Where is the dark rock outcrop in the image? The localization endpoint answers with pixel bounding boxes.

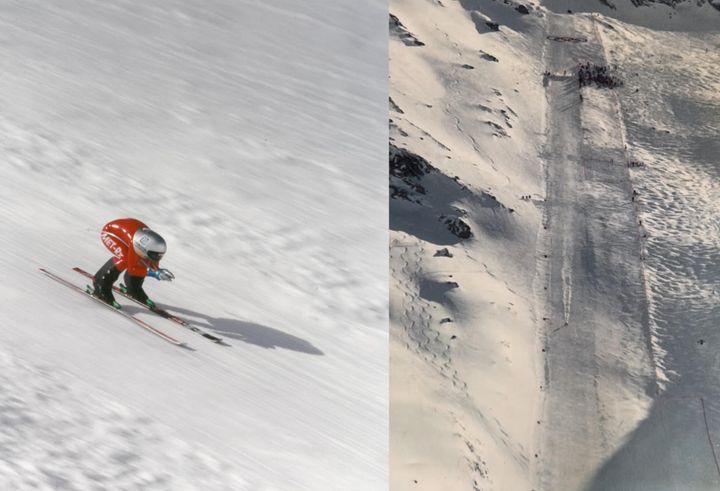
[435,248,453,257]
[390,144,436,181]
[389,144,437,201]
[441,215,473,239]
[480,52,499,62]
[389,14,425,46]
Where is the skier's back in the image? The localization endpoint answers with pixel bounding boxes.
[93,218,174,308]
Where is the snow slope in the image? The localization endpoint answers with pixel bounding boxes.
[582,13,720,491]
[544,0,720,31]
[537,6,720,490]
[0,1,387,490]
[390,0,720,490]
[389,1,547,490]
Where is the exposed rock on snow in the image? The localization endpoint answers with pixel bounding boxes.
[440,215,473,239]
[434,247,453,257]
[389,13,425,46]
[479,51,500,62]
[486,120,509,137]
[389,144,437,200]
[469,11,501,33]
[389,97,405,114]
[390,144,437,180]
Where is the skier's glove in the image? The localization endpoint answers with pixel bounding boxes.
[148,268,175,281]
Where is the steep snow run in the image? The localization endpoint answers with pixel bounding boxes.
[538,13,656,491]
[390,0,720,490]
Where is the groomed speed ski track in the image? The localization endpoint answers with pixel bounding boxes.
[536,12,720,491]
[537,13,654,489]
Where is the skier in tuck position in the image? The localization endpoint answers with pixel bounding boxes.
[93,218,175,309]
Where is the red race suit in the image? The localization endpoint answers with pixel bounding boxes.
[100,218,159,277]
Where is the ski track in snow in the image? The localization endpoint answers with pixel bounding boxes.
[537,8,720,491]
[390,239,464,391]
[538,13,657,491]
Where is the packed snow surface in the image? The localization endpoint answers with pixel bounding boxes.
[0,1,387,490]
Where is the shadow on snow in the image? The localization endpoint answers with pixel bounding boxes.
[126,304,324,355]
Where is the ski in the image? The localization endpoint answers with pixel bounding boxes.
[72,267,225,344]
[40,268,189,348]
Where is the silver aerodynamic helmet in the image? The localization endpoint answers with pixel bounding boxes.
[133,228,167,261]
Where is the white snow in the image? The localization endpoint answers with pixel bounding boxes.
[0,1,387,490]
[390,1,720,490]
[584,12,720,491]
[390,1,547,490]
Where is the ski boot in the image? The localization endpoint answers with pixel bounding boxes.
[87,285,122,309]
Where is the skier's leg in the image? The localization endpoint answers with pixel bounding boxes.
[93,258,121,305]
[124,271,152,306]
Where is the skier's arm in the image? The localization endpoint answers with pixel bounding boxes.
[148,268,175,281]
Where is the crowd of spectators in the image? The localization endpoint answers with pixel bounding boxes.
[578,62,623,89]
